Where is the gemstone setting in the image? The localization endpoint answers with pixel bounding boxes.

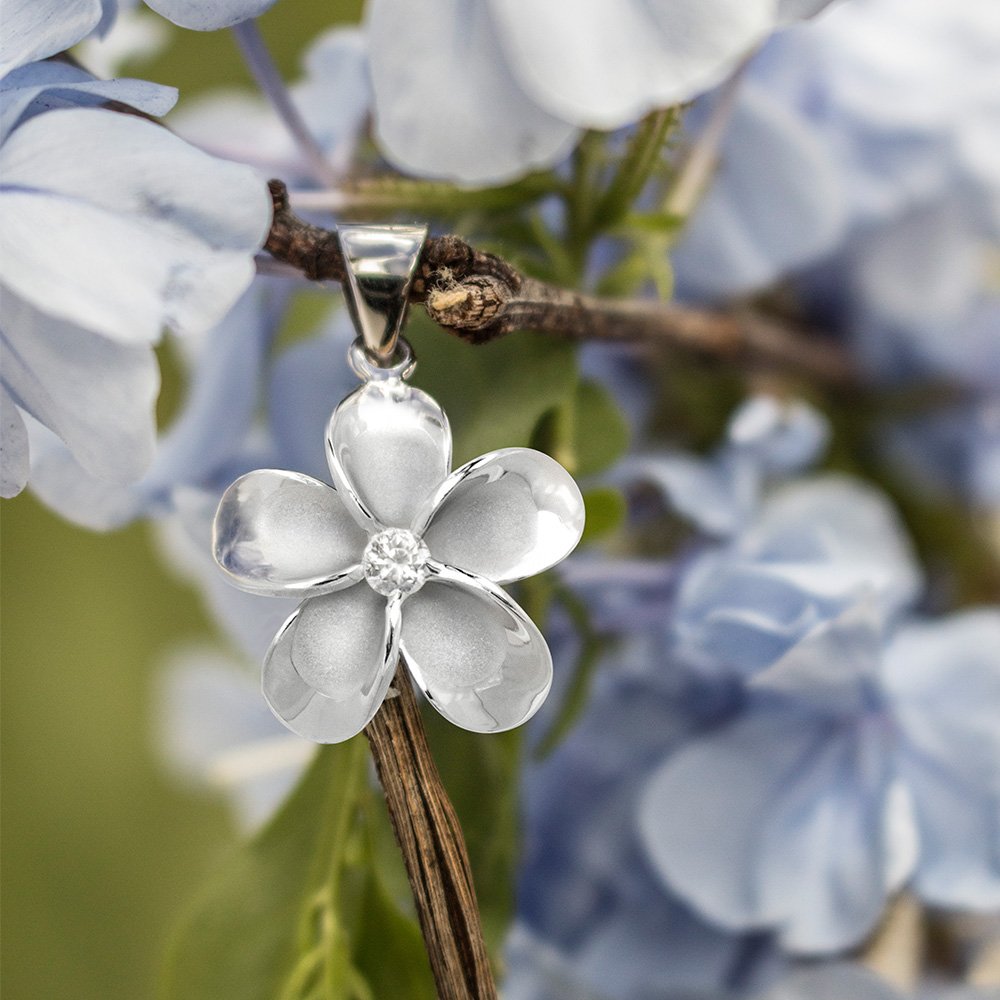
[362,528,430,597]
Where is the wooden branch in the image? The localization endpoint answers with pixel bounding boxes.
[364,663,497,1000]
[264,179,856,385]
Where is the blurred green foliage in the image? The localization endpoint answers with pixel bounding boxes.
[1,5,363,998]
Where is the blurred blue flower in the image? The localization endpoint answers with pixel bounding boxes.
[518,624,780,998]
[156,645,313,832]
[0,103,270,498]
[171,26,370,185]
[670,475,922,678]
[367,0,837,185]
[616,394,828,537]
[0,0,280,74]
[640,604,1000,952]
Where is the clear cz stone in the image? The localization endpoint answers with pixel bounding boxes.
[362,528,430,597]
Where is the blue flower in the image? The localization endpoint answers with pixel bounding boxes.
[0,0,281,74]
[156,646,314,832]
[639,604,1000,952]
[171,26,371,186]
[0,103,270,497]
[367,0,838,185]
[616,394,828,537]
[670,475,922,678]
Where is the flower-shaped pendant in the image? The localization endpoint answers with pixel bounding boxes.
[211,226,585,743]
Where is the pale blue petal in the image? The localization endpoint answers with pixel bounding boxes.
[156,648,313,831]
[1,288,157,483]
[775,0,842,24]
[294,27,371,175]
[0,385,28,498]
[0,60,177,143]
[741,476,923,617]
[25,281,282,529]
[268,310,358,481]
[145,281,283,495]
[489,0,775,127]
[171,28,370,182]
[900,750,1000,912]
[367,0,579,184]
[0,107,270,343]
[750,598,885,716]
[639,704,908,952]
[0,0,103,77]
[884,611,1000,910]
[672,84,847,300]
[727,395,829,475]
[617,452,750,537]
[143,0,277,30]
[23,420,146,529]
[769,964,903,1000]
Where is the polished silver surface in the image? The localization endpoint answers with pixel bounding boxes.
[263,588,401,743]
[339,224,427,365]
[213,469,366,597]
[326,379,452,531]
[400,562,553,733]
[416,447,586,584]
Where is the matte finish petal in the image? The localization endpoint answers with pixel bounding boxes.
[367,0,579,184]
[263,587,399,743]
[488,0,775,127]
[214,469,366,597]
[0,386,28,498]
[0,288,157,483]
[401,565,552,733]
[0,108,270,343]
[419,447,584,583]
[326,379,451,530]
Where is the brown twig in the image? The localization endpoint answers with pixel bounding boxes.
[264,179,856,385]
[364,664,497,1000]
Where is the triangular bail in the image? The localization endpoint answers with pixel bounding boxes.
[339,224,428,365]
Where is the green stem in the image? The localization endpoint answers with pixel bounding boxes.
[591,107,679,232]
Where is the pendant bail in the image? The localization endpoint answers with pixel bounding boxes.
[339,224,428,366]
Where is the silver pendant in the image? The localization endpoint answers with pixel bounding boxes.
[212,225,585,743]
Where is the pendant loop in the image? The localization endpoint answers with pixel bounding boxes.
[339,224,428,366]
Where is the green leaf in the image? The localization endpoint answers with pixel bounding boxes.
[581,487,627,543]
[161,739,435,1000]
[533,379,630,478]
[406,313,578,464]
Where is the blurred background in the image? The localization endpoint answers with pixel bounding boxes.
[1,7,357,997]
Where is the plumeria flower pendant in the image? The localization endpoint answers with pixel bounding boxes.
[212,226,585,743]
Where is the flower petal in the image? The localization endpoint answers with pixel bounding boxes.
[0,0,103,77]
[143,0,278,31]
[0,288,158,483]
[214,469,367,597]
[639,705,904,952]
[0,60,177,144]
[418,447,584,584]
[326,380,451,530]
[400,565,552,732]
[488,0,775,128]
[367,0,579,184]
[263,586,399,743]
[0,108,270,343]
[0,385,28,498]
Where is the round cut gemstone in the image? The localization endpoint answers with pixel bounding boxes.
[362,528,430,597]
